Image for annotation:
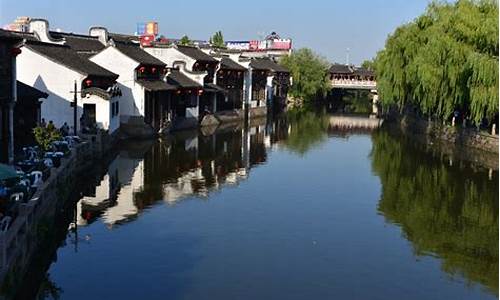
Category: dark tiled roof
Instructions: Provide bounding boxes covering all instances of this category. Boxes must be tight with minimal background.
[50,31,105,55]
[81,87,112,100]
[352,67,374,77]
[329,64,353,74]
[109,33,140,43]
[115,41,165,66]
[250,58,288,73]
[24,41,118,79]
[17,81,48,99]
[0,29,23,42]
[136,79,176,91]
[204,83,226,93]
[220,57,246,71]
[166,70,202,89]
[6,31,38,42]
[176,45,217,62]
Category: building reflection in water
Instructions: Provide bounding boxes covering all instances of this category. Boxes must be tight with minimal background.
[76,118,275,228]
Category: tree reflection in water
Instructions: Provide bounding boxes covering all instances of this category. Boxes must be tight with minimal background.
[371,130,499,295]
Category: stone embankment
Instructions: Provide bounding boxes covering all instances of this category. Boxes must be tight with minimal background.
[0,141,94,296]
[390,114,498,170]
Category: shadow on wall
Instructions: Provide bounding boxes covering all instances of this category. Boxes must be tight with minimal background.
[33,76,83,131]
[117,82,140,118]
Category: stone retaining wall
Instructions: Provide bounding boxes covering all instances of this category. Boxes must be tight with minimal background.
[387,114,499,170]
[0,142,94,296]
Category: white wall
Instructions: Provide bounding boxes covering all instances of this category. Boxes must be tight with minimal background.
[80,94,120,134]
[145,47,196,69]
[266,75,274,104]
[90,47,145,120]
[16,47,85,131]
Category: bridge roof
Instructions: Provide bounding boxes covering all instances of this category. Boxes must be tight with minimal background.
[329,64,353,74]
[352,67,374,77]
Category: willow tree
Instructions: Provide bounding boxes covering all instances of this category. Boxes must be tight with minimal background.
[374,0,499,126]
[280,48,331,102]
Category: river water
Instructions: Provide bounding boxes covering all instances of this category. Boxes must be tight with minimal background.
[17,112,499,299]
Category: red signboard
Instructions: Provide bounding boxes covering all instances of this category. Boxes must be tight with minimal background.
[140,35,155,47]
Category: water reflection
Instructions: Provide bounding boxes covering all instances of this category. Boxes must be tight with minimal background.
[12,111,498,299]
[76,120,275,228]
[371,129,499,295]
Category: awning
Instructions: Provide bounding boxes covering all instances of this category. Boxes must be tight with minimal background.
[137,80,176,91]
[204,83,226,94]
[0,164,18,181]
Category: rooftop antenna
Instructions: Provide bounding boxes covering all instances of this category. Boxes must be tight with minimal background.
[346,47,350,65]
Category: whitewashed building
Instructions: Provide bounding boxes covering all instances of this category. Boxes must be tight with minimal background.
[15,19,121,134]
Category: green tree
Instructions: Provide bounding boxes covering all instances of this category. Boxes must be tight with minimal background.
[361,59,375,71]
[374,0,499,126]
[280,48,331,102]
[371,129,499,295]
[282,109,329,155]
[33,124,61,151]
[179,35,193,46]
[210,30,225,48]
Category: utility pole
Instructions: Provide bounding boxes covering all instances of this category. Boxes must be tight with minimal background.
[346,47,350,66]
[73,81,77,135]
[69,80,79,136]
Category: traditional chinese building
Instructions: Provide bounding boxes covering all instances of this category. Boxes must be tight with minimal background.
[0,29,22,163]
[245,58,290,117]
[143,44,225,121]
[15,20,121,135]
[88,27,174,134]
[214,57,247,113]
[14,81,48,149]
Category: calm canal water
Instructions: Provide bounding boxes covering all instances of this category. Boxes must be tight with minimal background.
[19,112,499,299]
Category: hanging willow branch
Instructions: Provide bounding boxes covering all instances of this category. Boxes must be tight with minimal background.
[374,0,499,126]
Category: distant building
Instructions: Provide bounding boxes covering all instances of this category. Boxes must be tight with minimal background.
[329,64,376,90]
[3,16,30,32]
[226,32,292,59]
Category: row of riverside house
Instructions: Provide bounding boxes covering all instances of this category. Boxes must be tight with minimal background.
[0,18,291,163]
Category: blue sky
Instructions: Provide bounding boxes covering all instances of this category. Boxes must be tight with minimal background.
[0,0,430,64]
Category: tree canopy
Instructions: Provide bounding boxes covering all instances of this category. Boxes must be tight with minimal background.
[210,31,225,48]
[280,48,331,102]
[179,35,193,46]
[374,0,498,125]
[371,129,498,295]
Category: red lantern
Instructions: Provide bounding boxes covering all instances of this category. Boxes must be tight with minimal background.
[188,90,192,94]
[198,89,203,96]
[139,66,145,73]
[152,67,157,73]
[176,90,181,94]
[85,79,92,86]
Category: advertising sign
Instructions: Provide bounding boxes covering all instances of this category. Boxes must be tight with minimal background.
[226,41,250,50]
[146,22,158,36]
[137,22,158,37]
[136,22,146,36]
